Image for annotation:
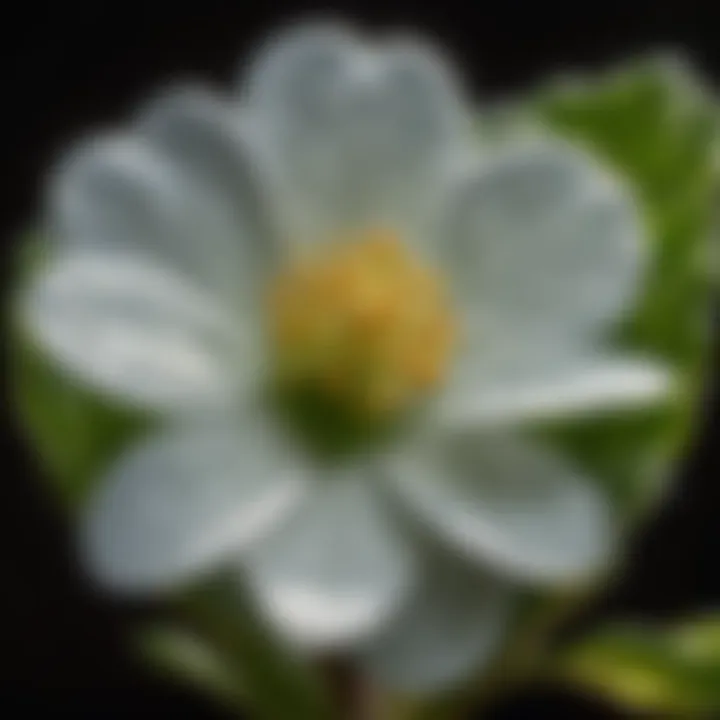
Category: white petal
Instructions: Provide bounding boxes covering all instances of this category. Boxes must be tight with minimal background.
[21,249,254,412]
[240,20,467,244]
[245,471,415,649]
[46,132,254,300]
[81,416,309,593]
[360,555,511,693]
[386,432,614,583]
[439,353,673,428]
[134,84,278,285]
[441,140,644,350]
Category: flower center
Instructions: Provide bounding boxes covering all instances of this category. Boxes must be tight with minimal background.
[265,228,457,421]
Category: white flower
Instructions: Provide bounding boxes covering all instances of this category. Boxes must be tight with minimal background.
[22,21,671,692]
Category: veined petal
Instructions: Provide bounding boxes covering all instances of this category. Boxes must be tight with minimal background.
[239,20,468,245]
[360,554,511,693]
[438,352,673,428]
[135,84,278,288]
[20,248,255,412]
[244,470,415,649]
[385,432,614,583]
[80,415,309,593]
[441,139,644,350]
[46,131,258,301]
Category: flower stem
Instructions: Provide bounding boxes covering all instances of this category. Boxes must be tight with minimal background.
[176,577,333,720]
[320,657,382,720]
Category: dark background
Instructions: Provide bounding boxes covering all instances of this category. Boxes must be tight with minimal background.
[3,2,719,717]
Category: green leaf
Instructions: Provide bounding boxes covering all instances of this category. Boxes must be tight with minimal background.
[178,580,334,720]
[136,624,246,706]
[557,616,720,716]
[530,53,718,515]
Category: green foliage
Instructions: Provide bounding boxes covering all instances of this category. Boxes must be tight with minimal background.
[175,581,334,720]
[531,54,718,514]
[137,580,336,719]
[136,624,247,706]
[557,616,720,716]
[14,335,149,505]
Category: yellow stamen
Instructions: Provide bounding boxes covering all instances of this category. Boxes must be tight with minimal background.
[266,228,457,418]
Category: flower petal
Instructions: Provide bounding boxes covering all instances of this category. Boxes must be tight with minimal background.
[439,353,672,428]
[386,432,614,583]
[47,132,256,300]
[441,140,643,350]
[21,248,254,412]
[244,471,415,649]
[360,554,511,693]
[240,20,468,244]
[134,84,278,286]
[80,415,309,593]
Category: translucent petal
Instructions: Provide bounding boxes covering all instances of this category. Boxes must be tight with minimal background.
[245,471,414,649]
[442,140,643,350]
[81,415,310,593]
[240,20,468,245]
[439,352,672,428]
[21,248,255,412]
[361,554,511,692]
[386,432,614,583]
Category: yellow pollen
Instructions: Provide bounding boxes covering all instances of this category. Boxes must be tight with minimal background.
[266,228,458,418]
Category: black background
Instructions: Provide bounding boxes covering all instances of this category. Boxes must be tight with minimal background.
[3,2,719,717]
